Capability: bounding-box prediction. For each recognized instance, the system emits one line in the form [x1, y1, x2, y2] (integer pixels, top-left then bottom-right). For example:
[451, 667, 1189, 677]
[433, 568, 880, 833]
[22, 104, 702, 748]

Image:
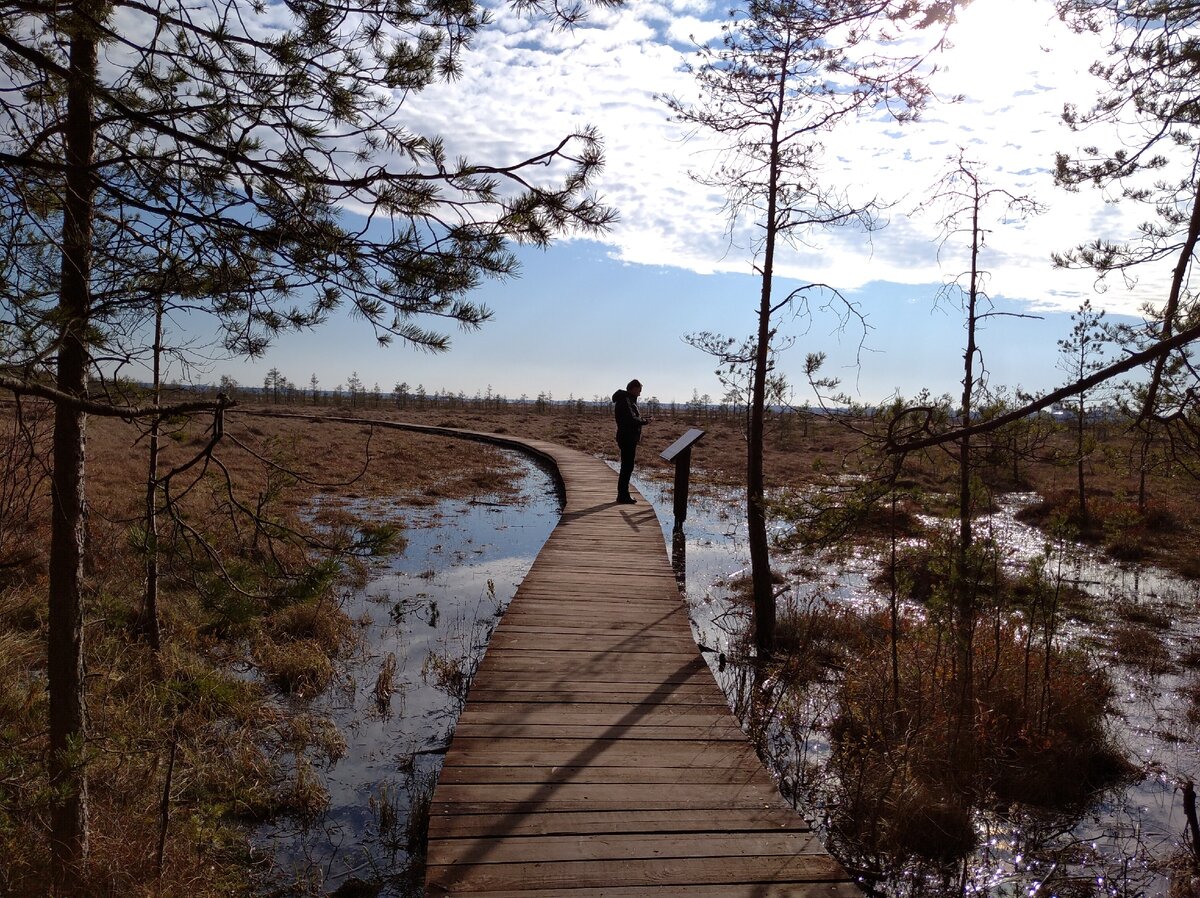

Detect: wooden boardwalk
[405, 426, 857, 898]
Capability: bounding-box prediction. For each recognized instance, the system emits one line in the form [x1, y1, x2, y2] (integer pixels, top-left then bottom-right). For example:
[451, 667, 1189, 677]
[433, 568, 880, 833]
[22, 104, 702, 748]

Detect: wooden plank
[436, 765, 766, 786]
[425, 855, 848, 892]
[456, 706, 746, 727]
[406, 425, 856, 897]
[469, 667, 718, 686]
[462, 689, 729, 705]
[442, 737, 755, 766]
[449, 724, 748, 741]
[427, 807, 813, 839]
[428, 831, 829, 864]
[473, 655, 711, 673]
[432, 779, 782, 805]
[425, 884, 862, 898]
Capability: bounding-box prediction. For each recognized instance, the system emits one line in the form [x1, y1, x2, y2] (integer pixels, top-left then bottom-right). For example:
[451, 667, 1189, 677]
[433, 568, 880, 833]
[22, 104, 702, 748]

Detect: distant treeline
[1, 372, 1123, 425]
[179, 371, 1126, 425]
[175, 369, 769, 420]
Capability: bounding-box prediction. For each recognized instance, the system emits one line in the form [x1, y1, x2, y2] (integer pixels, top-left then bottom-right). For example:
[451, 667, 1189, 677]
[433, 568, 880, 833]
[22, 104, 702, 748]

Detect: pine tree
[664, 0, 950, 655]
[1055, 0, 1200, 479]
[1057, 299, 1109, 524]
[0, 0, 615, 886]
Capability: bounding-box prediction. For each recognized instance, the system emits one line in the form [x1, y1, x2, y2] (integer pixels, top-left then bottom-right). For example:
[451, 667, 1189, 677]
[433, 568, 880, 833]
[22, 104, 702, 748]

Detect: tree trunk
[48, 5, 98, 889]
[747, 75, 786, 659]
[139, 301, 163, 652]
[950, 174, 979, 758]
[748, 288, 774, 656]
[889, 491, 900, 713]
[1076, 403, 1087, 524]
[954, 182, 981, 735]
[1137, 434, 1149, 513]
[1142, 161, 1200, 422]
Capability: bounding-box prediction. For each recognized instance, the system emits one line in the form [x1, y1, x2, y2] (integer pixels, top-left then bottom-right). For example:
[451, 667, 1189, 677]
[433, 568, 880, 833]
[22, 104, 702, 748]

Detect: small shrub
[257, 638, 334, 696]
[369, 780, 401, 843]
[1105, 532, 1148, 562]
[1115, 600, 1171, 629]
[0, 631, 40, 729]
[406, 767, 438, 857]
[1111, 622, 1173, 674]
[1181, 644, 1200, 669]
[270, 599, 352, 656]
[1142, 504, 1177, 532]
[887, 788, 976, 863]
[421, 650, 469, 703]
[281, 756, 330, 825]
[373, 652, 398, 716]
[1181, 675, 1200, 729]
[830, 615, 1128, 867]
[163, 656, 260, 718]
[872, 542, 939, 603]
[771, 597, 877, 692]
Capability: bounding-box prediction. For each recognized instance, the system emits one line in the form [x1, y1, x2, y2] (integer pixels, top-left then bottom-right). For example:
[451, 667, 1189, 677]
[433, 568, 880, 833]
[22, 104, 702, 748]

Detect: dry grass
[0, 398, 525, 897]
[373, 652, 399, 716]
[1111, 623, 1174, 674]
[3, 393, 1199, 894]
[361, 401, 1200, 581]
[256, 639, 336, 696]
[828, 614, 1130, 870]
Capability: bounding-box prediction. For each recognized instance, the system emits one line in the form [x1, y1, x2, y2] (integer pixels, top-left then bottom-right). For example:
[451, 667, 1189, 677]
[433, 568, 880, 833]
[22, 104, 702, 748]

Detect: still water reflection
[256, 453, 1199, 898]
[254, 454, 559, 895]
[647, 480, 1200, 898]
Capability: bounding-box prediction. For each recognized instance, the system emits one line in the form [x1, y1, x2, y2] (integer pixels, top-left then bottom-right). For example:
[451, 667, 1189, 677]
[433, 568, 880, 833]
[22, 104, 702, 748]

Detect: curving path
[248, 414, 856, 896]
[388, 424, 858, 897]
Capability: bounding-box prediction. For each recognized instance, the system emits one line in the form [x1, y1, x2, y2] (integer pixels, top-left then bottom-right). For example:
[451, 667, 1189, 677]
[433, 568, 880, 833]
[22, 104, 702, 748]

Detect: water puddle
[254, 453, 559, 895]
[641, 478, 1200, 898]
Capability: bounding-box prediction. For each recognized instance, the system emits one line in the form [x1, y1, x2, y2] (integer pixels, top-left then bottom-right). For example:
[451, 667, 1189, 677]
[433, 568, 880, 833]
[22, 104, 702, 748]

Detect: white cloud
[665, 15, 725, 45]
[392, 0, 1181, 321]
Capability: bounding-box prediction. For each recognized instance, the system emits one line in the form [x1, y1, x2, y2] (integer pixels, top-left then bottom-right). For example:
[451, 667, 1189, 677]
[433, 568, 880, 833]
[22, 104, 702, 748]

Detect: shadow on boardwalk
[410, 425, 858, 898]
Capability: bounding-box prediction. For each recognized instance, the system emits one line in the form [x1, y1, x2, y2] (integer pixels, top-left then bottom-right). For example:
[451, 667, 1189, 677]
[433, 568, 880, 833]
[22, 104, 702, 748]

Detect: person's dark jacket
[612, 389, 646, 447]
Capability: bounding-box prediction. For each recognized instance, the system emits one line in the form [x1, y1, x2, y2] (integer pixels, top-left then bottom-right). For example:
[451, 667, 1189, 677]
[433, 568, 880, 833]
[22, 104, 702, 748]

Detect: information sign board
[660, 428, 705, 463]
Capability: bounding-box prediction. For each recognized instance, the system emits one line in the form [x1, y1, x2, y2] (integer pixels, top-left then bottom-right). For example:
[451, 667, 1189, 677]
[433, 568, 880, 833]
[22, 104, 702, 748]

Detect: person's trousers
[617, 440, 637, 499]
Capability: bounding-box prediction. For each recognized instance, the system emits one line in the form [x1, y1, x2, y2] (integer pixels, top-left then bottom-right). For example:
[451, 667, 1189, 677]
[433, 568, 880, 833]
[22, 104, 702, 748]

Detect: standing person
[612, 379, 650, 504]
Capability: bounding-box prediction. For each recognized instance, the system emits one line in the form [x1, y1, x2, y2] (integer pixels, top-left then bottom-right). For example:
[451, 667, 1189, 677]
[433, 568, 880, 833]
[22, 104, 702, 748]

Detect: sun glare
[938, 0, 1072, 105]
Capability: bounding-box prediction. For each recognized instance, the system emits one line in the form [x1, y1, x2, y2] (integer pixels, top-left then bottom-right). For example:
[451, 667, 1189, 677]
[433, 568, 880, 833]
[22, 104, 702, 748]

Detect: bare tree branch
[888, 321, 1200, 454]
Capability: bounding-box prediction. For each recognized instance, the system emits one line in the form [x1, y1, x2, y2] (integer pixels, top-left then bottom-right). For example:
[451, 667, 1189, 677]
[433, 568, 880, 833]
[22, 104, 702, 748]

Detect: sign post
[660, 428, 705, 533]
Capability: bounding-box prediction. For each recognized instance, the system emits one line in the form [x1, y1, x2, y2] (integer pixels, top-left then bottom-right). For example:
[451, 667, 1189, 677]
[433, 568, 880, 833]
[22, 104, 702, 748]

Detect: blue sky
[221, 238, 1136, 406]
[210, 0, 1165, 405]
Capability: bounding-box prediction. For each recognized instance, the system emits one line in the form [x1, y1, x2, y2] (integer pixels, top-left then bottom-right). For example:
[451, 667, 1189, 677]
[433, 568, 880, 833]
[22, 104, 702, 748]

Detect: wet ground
[254, 453, 560, 896]
[650, 481, 1200, 898]
[257, 454, 1200, 898]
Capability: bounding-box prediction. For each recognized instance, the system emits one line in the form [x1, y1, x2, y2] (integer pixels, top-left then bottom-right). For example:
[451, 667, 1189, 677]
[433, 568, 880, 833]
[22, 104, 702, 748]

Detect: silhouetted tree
[264, 368, 285, 405]
[665, 0, 949, 655]
[0, 0, 616, 885]
[1057, 299, 1109, 523]
[1056, 0, 1200, 493]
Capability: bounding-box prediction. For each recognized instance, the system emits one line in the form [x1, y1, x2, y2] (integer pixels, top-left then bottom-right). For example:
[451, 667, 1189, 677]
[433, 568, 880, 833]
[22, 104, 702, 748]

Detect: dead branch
[0, 376, 233, 419]
[888, 320, 1200, 454]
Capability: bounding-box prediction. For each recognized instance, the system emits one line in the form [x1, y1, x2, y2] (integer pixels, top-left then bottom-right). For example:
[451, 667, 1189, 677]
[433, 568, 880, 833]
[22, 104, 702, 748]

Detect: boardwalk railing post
[671, 527, 687, 587]
[660, 428, 705, 534]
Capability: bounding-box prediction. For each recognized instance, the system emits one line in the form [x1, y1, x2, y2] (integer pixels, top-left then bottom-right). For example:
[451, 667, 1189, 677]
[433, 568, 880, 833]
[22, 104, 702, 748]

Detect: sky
[209, 0, 1176, 406]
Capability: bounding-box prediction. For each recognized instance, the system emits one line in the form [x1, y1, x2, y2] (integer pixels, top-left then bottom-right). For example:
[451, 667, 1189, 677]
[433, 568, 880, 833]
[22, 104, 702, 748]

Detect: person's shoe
[617, 496, 637, 504]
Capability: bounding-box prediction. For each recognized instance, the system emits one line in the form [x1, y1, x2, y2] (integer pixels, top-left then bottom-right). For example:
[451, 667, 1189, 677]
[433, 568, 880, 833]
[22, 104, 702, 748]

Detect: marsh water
[649, 481, 1200, 898]
[254, 453, 560, 895]
[257, 451, 1200, 898]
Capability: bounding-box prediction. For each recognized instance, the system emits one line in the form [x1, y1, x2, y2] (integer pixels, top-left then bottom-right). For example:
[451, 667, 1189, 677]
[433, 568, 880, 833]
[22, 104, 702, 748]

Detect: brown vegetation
[0, 399, 523, 896]
[3, 392, 1198, 893]
[350, 400, 1200, 584]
